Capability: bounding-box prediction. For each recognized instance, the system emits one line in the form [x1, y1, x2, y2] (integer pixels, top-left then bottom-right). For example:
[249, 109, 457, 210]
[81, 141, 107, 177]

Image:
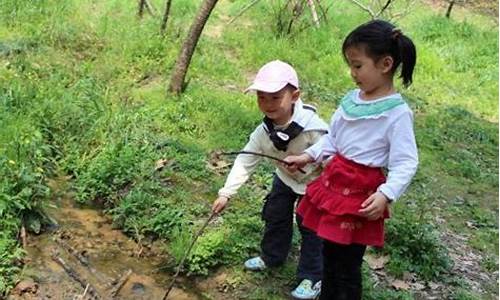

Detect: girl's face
[344, 46, 393, 98]
[257, 87, 299, 125]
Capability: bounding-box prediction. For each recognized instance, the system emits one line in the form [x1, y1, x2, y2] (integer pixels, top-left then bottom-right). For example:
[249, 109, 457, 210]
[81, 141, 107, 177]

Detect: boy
[212, 60, 328, 299]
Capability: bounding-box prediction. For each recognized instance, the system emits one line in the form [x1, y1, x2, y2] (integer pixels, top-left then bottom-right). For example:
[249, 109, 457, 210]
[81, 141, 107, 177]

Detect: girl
[284, 20, 419, 300]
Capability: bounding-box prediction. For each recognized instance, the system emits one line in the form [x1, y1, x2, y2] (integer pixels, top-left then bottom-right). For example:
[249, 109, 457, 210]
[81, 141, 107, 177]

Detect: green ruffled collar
[340, 90, 405, 119]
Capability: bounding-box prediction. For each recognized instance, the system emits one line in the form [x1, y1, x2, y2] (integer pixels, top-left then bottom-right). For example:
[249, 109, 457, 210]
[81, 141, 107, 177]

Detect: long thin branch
[221, 151, 306, 174]
[111, 269, 132, 298]
[227, 0, 261, 25]
[162, 212, 218, 300]
[349, 0, 375, 18]
[375, 0, 392, 18]
[52, 253, 102, 299]
[145, 0, 157, 16]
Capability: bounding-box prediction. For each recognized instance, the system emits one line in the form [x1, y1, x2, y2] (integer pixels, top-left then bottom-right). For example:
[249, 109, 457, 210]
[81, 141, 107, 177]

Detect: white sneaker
[291, 279, 321, 299]
[244, 256, 267, 271]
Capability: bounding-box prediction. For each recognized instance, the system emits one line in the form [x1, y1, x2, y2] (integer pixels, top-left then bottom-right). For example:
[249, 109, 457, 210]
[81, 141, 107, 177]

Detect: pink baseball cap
[245, 60, 299, 93]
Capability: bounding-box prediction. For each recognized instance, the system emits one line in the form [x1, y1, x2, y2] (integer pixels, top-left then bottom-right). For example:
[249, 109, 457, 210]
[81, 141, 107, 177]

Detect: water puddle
[8, 182, 201, 300]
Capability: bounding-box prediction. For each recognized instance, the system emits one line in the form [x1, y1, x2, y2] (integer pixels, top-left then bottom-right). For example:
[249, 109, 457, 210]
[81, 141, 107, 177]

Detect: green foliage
[418, 106, 498, 185]
[384, 206, 452, 281]
[109, 181, 185, 239]
[186, 228, 227, 275]
[74, 140, 151, 205]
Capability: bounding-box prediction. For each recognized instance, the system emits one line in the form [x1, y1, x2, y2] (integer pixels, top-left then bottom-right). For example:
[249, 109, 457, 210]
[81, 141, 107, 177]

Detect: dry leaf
[412, 282, 426, 290]
[391, 279, 410, 290]
[428, 282, 439, 290]
[364, 253, 390, 270]
[154, 158, 171, 171]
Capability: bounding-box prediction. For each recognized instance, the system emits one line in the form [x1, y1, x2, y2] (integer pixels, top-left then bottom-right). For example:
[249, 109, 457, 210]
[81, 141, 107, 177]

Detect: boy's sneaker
[291, 279, 321, 299]
[244, 256, 267, 271]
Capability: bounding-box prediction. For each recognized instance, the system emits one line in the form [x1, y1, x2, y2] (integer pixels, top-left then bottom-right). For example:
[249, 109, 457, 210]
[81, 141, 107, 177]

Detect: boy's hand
[283, 153, 313, 173]
[358, 192, 390, 220]
[212, 196, 229, 214]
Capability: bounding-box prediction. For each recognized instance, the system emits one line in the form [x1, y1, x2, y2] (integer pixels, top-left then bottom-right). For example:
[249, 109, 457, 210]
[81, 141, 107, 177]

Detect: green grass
[0, 0, 497, 298]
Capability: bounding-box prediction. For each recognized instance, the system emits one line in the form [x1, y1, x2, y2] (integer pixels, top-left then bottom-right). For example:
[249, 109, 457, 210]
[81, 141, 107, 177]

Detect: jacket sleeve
[218, 128, 263, 198]
[378, 111, 419, 201]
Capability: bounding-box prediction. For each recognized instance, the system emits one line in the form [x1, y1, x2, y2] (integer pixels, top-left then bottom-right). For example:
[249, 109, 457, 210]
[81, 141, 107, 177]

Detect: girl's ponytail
[395, 32, 416, 87]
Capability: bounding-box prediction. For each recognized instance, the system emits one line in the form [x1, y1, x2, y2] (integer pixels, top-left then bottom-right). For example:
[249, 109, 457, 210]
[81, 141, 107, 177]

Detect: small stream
[8, 181, 204, 300]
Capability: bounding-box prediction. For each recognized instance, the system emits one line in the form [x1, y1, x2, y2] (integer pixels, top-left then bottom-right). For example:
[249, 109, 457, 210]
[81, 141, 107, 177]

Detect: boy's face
[256, 87, 299, 125]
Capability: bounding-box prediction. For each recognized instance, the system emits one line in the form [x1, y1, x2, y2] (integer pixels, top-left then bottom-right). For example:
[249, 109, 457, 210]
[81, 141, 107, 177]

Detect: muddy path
[7, 189, 203, 300]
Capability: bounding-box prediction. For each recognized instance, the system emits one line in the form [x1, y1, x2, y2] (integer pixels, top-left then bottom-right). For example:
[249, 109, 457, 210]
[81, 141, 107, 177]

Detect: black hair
[342, 20, 417, 87]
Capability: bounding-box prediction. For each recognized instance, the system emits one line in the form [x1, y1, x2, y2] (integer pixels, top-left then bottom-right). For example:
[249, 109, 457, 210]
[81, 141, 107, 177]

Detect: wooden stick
[54, 237, 89, 266]
[227, 0, 260, 25]
[80, 284, 89, 300]
[162, 212, 218, 300]
[52, 253, 102, 299]
[221, 151, 306, 174]
[111, 269, 132, 298]
[20, 225, 27, 249]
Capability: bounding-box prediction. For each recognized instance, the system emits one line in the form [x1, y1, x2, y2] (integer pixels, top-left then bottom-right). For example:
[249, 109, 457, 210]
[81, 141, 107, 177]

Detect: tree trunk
[161, 0, 174, 35]
[138, 0, 146, 18]
[168, 0, 219, 95]
[307, 0, 320, 28]
[446, 0, 455, 18]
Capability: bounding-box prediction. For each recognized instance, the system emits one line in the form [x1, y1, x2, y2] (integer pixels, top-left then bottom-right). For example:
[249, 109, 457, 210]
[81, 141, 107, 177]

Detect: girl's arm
[377, 111, 419, 201]
[304, 110, 339, 162]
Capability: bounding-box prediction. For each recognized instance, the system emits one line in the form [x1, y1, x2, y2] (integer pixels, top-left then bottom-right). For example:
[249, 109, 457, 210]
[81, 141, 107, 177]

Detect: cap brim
[244, 81, 288, 93]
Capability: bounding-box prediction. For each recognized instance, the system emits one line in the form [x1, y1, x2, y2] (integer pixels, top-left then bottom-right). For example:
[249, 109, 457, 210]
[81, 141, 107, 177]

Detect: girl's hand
[358, 192, 390, 220]
[212, 196, 229, 214]
[283, 153, 313, 173]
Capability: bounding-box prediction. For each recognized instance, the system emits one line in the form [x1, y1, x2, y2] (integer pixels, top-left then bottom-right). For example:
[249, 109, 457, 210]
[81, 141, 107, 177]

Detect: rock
[13, 278, 38, 295]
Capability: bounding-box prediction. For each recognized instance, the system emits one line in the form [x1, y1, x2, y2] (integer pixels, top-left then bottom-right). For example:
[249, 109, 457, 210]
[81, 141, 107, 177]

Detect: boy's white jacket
[218, 99, 328, 198]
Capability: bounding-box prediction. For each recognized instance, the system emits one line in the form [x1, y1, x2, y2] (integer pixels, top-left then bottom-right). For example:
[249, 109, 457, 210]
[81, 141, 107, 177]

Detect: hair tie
[392, 28, 402, 40]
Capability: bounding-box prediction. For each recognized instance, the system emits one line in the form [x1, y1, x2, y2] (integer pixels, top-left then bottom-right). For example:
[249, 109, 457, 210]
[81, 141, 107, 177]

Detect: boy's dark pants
[320, 241, 366, 300]
[260, 175, 323, 283]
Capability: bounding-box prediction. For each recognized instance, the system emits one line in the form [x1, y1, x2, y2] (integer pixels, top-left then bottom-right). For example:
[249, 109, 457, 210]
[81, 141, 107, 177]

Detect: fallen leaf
[391, 279, 410, 290]
[154, 158, 172, 171]
[412, 282, 426, 290]
[428, 282, 440, 290]
[364, 253, 390, 270]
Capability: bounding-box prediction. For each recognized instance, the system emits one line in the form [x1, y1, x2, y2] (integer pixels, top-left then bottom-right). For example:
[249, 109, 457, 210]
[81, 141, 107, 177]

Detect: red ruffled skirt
[297, 155, 389, 247]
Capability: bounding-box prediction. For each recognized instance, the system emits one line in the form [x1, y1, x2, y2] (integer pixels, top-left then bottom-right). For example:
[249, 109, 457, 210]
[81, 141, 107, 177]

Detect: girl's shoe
[244, 256, 267, 271]
[291, 279, 321, 299]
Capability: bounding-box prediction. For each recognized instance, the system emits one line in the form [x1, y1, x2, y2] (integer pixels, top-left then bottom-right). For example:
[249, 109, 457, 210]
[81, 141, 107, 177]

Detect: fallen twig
[111, 269, 132, 298]
[52, 253, 102, 299]
[20, 225, 27, 249]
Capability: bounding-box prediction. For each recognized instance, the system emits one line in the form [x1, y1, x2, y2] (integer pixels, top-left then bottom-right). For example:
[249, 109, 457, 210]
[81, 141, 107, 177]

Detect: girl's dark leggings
[320, 241, 367, 300]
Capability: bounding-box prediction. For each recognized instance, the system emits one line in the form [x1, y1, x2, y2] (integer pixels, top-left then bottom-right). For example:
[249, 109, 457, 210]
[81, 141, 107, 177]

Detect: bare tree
[348, 0, 416, 21]
[138, 0, 157, 18]
[168, 0, 219, 94]
[138, 0, 146, 17]
[161, 0, 174, 34]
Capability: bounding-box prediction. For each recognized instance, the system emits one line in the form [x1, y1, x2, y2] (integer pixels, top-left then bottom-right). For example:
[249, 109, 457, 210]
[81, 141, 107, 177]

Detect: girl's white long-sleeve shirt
[305, 89, 418, 201]
[218, 100, 329, 198]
